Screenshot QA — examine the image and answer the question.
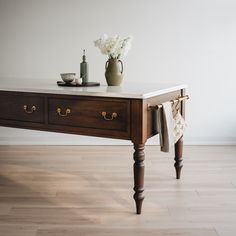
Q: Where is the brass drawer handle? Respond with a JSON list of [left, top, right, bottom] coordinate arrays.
[[57, 108, 71, 117], [23, 105, 37, 114], [101, 111, 118, 121]]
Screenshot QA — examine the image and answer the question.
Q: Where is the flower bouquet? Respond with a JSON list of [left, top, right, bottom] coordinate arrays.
[[94, 34, 132, 59]]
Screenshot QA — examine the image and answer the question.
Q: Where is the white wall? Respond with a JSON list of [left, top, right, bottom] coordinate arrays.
[[0, 0, 236, 145]]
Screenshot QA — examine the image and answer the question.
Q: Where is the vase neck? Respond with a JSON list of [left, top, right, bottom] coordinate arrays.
[[109, 58, 119, 61]]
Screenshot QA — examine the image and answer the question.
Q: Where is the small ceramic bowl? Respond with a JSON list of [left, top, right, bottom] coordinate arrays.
[[60, 73, 76, 83]]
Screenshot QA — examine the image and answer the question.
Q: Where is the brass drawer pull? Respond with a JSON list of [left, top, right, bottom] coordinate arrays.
[[57, 108, 71, 117], [101, 111, 118, 121], [23, 105, 36, 114]]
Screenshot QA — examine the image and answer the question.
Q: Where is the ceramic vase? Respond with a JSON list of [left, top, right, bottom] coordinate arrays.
[[105, 58, 123, 86]]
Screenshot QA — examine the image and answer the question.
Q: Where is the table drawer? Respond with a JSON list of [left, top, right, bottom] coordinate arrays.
[[48, 98, 130, 132], [0, 93, 44, 123]]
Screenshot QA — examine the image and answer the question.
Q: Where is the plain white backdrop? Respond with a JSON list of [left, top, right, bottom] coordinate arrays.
[[0, 0, 235, 145]]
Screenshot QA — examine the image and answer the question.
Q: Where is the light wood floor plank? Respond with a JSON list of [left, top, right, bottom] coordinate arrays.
[[0, 145, 236, 236], [36, 228, 218, 236]]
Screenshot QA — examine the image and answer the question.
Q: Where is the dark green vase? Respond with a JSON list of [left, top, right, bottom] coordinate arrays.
[[105, 58, 123, 86]]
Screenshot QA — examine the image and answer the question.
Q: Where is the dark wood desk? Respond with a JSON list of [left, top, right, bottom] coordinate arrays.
[[0, 79, 187, 214]]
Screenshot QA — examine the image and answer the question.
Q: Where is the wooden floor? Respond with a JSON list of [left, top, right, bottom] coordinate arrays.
[[0, 145, 236, 236]]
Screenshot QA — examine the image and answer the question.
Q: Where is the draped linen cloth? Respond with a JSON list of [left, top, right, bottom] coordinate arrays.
[[156, 102, 174, 152], [154, 102, 187, 152], [173, 110, 187, 143]]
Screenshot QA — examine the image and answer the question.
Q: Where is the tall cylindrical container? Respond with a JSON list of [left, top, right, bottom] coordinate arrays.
[[80, 50, 88, 83]]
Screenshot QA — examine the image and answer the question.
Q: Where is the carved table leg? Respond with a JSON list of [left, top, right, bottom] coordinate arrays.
[[133, 143, 145, 214], [174, 136, 183, 179]]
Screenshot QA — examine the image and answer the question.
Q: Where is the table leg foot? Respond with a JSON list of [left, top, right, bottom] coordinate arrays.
[[174, 137, 183, 179], [133, 143, 145, 214]]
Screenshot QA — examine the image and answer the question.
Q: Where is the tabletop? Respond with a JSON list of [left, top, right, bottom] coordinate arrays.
[[0, 78, 187, 99]]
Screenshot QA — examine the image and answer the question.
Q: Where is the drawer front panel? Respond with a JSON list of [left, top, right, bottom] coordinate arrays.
[[0, 93, 44, 123], [48, 98, 130, 132]]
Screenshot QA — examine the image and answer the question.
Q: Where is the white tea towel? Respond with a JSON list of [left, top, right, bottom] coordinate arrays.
[[156, 102, 175, 152], [173, 111, 187, 143]]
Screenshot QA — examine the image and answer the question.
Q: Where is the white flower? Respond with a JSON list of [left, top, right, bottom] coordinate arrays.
[[94, 34, 132, 59]]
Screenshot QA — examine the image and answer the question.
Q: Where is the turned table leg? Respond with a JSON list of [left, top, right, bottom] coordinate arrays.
[[133, 143, 145, 214], [174, 136, 183, 179]]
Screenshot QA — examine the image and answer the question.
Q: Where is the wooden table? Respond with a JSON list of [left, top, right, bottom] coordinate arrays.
[[0, 79, 187, 214]]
